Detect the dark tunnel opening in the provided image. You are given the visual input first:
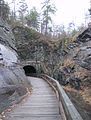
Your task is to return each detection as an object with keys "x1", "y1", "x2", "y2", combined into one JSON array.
[{"x1": 23, "y1": 65, "x2": 37, "y2": 76}]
